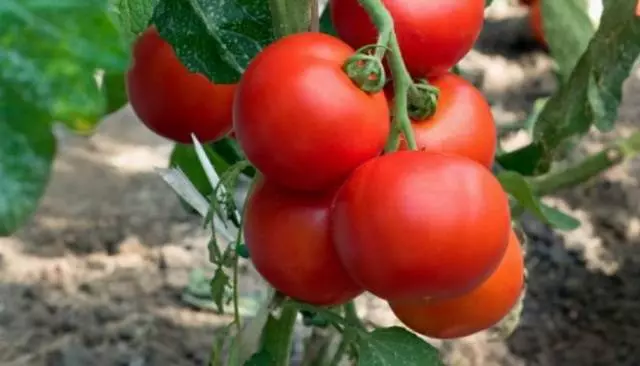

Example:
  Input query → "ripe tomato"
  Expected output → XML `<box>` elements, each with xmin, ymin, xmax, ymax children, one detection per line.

<box><xmin>529</xmin><ymin>0</ymin><xmax>546</xmax><ymax>46</ymax></box>
<box><xmin>234</xmin><ymin>32</ymin><xmax>389</xmax><ymax>192</ymax></box>
<box><xmin>389</xmin><ymin>230</ymin><xmax>524</xmax><ymax>339</ymax></box>
<box><xmin>397</xmin><ymin>73</ymin><xmax>496</xmax><ymax>168</ymax></box>
<box><xmin>330</xmin><ymin>0</ymin><xmax>485</xmax><ymax>77</ymax></box>
<box><xmin>331</xmin><ymin>151</ymin><xmax>511</xmax><ymax>301</ymax></box>
<box><xmin>127</xmin><ymin>27</ymin><xmax>235</xmax><ymax>144</ymax></box>
<box><xmin>243</xmin><ymin>178</ymin><xmax>363</xmax><ymax>306</ymax></box>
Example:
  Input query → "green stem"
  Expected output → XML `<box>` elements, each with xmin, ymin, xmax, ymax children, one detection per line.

<box><xmin>328</xmin><ymin>331</ymin><xmax>354</xmax><ymax>366</ymax></box>
<box><xmin>344</xmin><ymin>301</ymin><xmax>365</xmax><ymax>330</ymax></box>
<box><xmin>531</xmin><ymin>131</ymin><xmax>640</xmax><ymax>196</ymax></box>
<box><xmin>268</xmin><ymin>303</ymin><xmax>299</xmax><ymax>366</ymax></box>
<box><xmin>356</xmin><ymin>0</ymin><xmax>420</xmax><ymax>151</ymax></box>
<box><xmin>268</xmin><ymin>0</ymin><xmax>312</xmax><ymax>37</ymax></box>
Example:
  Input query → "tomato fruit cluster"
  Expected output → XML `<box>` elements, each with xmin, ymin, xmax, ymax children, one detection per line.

<box><xmin>127</xmin><ymin>0</ymin><xmax>524</xmax><ymax>338</ymax></box>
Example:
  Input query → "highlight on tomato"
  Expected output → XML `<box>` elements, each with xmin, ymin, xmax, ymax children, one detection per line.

<box><xmin>331</xmin><ymin>150</ymin><xmax>512</xmax><ymax>301</ymax></box>
<box><xmin>397</xmin><ymin>72</ymin><xmax>497</xmax><ymax>168</ymax></box>
<box><xmin>126</xmin><ymin>27</ymin><xmax>236</xmax><ymax>144</ymax></box>
<box><xmin>389</xmin><ymin>230</ymin><xmax>525</xmax><ymax>339</ymax></box>
<box><xmin>330</xmin><ymin>0</ymin><xmax>485</xmax><ymax>77</ymax></box>
<box><xmin>233</xmin><ymin>32</ymin><xmax>390</xmax><ymax>192</ymax></box>
<box><xmin>243</xmin><ymin>177</ymin><xmax>363</xmax><ymax>306</ymax></box>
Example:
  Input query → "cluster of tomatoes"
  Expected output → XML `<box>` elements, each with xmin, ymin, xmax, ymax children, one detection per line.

<box><xmin>126</xmin><ymin>0</ymin><xmax>525</xmax><ymax>340</ymax></box>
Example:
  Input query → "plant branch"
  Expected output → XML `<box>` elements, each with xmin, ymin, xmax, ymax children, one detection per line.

<box><xmin>531</xmin><ymin>131</ymin><xmax>640</xmax><ymax>196</ymax></box>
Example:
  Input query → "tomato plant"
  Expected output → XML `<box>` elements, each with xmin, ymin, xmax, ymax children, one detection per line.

<box><xmin>127</xmin><ymin>27</ymin><xmax>236</xmax><ymax>144</ymax></box>
<box><xmin>233</xmin><ymin>32</ymin><xmax>389</xmax><ymax>192</ymax></box>
<box><xmin>397</xmin><ymin>72</ymin><xmax>497</xmax><ymax>168</ymax></box>
<box><xmin>330</xmin><ymin>0</ymin><xmax>486</xmax><ymax>77</ymax></box>
<box><xmin>331</xmin><ymin>151</ymin><xmax>511</xmax><ymax>301</ymax></box>
<box><xmin>244</xmin><ymin>177</ymin><xmax>363</xmax><ymax>306</ymax></box>
<box><xmin>389</xmin><ymin>230</ymin><xmax>525</xmax><ymax>339</ymax></box>
<box><xmin>4</xmin><ymin>0</ymin><xmax>640</xmax><ymax>365</ymax></box>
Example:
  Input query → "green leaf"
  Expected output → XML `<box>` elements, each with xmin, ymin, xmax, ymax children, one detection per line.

<box><xmin>357</xmin><ymin>327</ymin><xmax>442</xmax><ymax>366</ymax></box>
<box><xmin>210</xmin><ymin>267</ymin><xmax>230</xmax><ymax>313</ymax></box>
<box><xmin>112</xmin><ymin>0</ymin><xmax>158</xmax><ymax>41</ymax></box>
<box><xmin>102</xmin><ymin>71</ymin><xmax>128</xmax><ymax>115</ymax></box>
<box><xmin>152</xmin><ymin>0</ymin><xmax>275</xmax><ymax>84</ymax></box>
<box><xmin>542</xmin><ymin>0</ymin><xmax>595</xmax><ymax>80</ymax></box>
<box><xmin>1</xmin><ymin>0</ymin><xmax>128</xmax><ymax>131</ymax></box>
<box><xmin>0</xmin><ymin>88</ymin><xmax>56</xmax><ymax>236</ymax></box>
<box><xmin>319</xmin><ymin>4</ymin><xmax>337</xmax><ymax>36</ymax></box>
<box><xmin>539</xmin><ymin>203</ymin><xmax>581</xmax><ymax>231</ymax></box>
<box><xmin>520</xmin><ymin>0</ymin><xmax>640</xmax><ymax>173</ymax></box>
<box><xmin>244</xmin><ymin>350</ymin><xmax>275</xmax><ymax>366</ymax></box>
<box><xmin>485</xmin><ymin>0</ymin><xmax>494</xmax><ymax>8</ymax></box>
<box><xmin>497</xmin><ymin>171</ymin><xmax>579</xmax><ymax>231</ymax></box>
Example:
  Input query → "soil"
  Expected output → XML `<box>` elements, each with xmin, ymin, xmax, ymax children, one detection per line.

<box><xmin>2</xmin><ymin>3</ymin><xmax>640</xmax><ymax>366</ymax></box>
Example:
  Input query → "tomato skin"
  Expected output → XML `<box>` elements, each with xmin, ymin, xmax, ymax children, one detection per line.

<box><xmin>398</xmin><ymin>73</ymin><xmax>496</xmax><ymax>168</ymax></box>
<box><xmin>389</xmin><ymin>230</ymin><xmax>524</xmax><ymax>339</ymax></box>
<box><xmin>126</xmin><ymin>27</ymin><xmax>235</xmax><ymax>144</ymax></box>
<box><xmin>330</xmin><ymin>0</ymin><xmax>485</xmax><ymax>77</ymax></box>
<box><xmin>244</xmin><ymin>178</ymin><xmax>363</xmax><ymax>306</ymax></box>
<box><xmin>529</xmin><ymin>0</ymin><xmax>546</xmax><ymax>46</ymax></box>
<box><xmin>331</xmin><ymin>151</ymin><xmax>511</xmax><ymax>301</ymax></box>
<box><xmin>234</xmin><ymin>32</ymin><xmax>390</xmax><ymax>192</ymax></box>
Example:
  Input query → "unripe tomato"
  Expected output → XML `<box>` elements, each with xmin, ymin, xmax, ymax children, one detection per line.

<box><xmin>330</xmin><ymin>0</ymin><xmax>485</xmax><ymax>77</ymax></box>
<box><xmin>244</xmin><ymin>178</ymin><xmax>363</xmax><ymax>306</ymax></box>
<box><xmin>390</xmin><ymin>230</ymin><xmax>524</xmax><ymax>339</ymax></box>
<box><xmin>398</xmin><ymin>73</ymin><xmax>496</xmax><ymax>168</ymax></box>
<box><xmin>331</xmin><ymin>151</ymin><xmax>511</xmax><ymax>301</ymax></box>
<box><xmin>126</xmin><ymin>27</ymin><xmax>235</xmax><ymax>144</ymax></box>
<box><xmin>234</xmin><ymin>32</ymin><xmax>389</xmax><ymax>192</ymax></box>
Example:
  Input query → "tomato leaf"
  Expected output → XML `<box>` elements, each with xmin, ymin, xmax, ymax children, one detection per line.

<box><xmin>542</xmin><ymin>0</ymin><xmax>595</xmax><ymax>80</ymax></box>
<box><xmin>152</xmin><ymin>0</ymin><xmax>275</xmax><ymax>84</ymax></box>
<box><xmin>1</xmin><ymin>0</ymin><xmax>128</xmax><ymax>132</ymax></box>
<box><xmin>244</xmin><ymin>350</ymin><xmax>275</xmax><ymax>366</ymax></box>
<box><xmin>320</xmin><ymin>3</ymin><xmax>337</xmax><ymax>36</ymax></box>
<box><xmin>497</xmin><ymin>171</ymin><xmax>580</xmax><ymax>231</ymax></box>
<box><xmin>506</xmin><ymin>0</ymin><xmax>640</xmax><ymax>174</ymax></box>
<box><xmin>102</xmin><ymin>71</ymin><xmax>129</xmax><ymax>115</ymax></box>
<box><xmin>210</xmin><ymin>267</ymin><xmax>230</xmax><ymax>313</ymax></box>
<box><xmin>111</xmin><ymin>0</ymin><xmax>158</xmax><ymax>42</ymax></box>
<box><xmin>0</xmin><ymin>88</ymin><xmax>56</xmax><ymax>236</ymax></box>
<box><xmin>357</xmin><ymin>327</ymin><xmax>442</xmax><ymax>366</ymax></box>
<box><xmin>485</xmin><ymin>0</ymin><xmax>494</xmax><ymax>7</ymax></box>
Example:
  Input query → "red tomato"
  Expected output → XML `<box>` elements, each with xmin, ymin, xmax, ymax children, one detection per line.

<box><xmin>234</xmin><ymin>32</ymin><xmax>389</xmax><ymax>192</ymax></box>
<box><xmin>244</xmin><ymin>178</ymin><xmax>363</xmax><ymax>306</ymax></box>
<box><xmin>331</xmin><ymin>151</ymin><xmax>511</xmax><ymax>301</ymax></box>
<box><xmin>126</xmin><ymin>27</ymin><xmax>235</xmax><ymax>144</ymax></box>
<box><xmin>390</xmin><ymin>230</ymin><xmax>524</xmax><ymax>339</ymax></box>
<box><xmin>330</xmin><ymin>0</ymin><xmax>485</xmax><ymax>77</ymax></box>
<box><xmin>398</xmin><ymin>73</ymin><xmax>497</xmax><ymax>168</ymax></box>
<box><xmin>529</xmin><ymin>0</ymin><xmax>546</xmax><ymax>46</ymax></box>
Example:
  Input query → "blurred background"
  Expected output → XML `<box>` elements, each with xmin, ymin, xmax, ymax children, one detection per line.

<box><xmin>2</xmin><ymin>1</ymin><xmax>640</xmax><ymax>365</ymax></box>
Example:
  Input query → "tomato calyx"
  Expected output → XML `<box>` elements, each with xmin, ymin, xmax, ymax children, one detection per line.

<box><xmin>407</xmin><ymin>80</ymin><xmax>439</xmax><ymax>121</ymax></box>
<box><xmin>343</xmin><ymin>44</ymin><xmax>388</xmax><ymax>93</ymax></box>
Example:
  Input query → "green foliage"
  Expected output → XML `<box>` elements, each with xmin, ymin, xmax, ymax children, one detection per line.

<box><xmin>112</xmin><ymin>0</ymin><xmax>158</xmax><ymax>42</ymax></box>
<box><xmin>102</xmin><ymin>71</ymin><xmax>129</xmax><ymax>115</ymax></box>
<box><xmin>0</xmin><ymin>0</ymin><xmax>129</xmax><ymax>235</ymax></box>
<box><xmin>541</xmin><ymin>0</ymin><xmax>595</xmax><ymax>80</ymax></box>
<box><xmin>151</xmin><ymin>0</ymin><xmax>275</xmax><ymax>84</ymax></box>
<box><xmin>499</xmin><ymin>0</ymin><xmax>640</xmax><ymax>175</ymax></box>
<box><xmin>357</xmin><ymin>327</ymin><xmax>442</xmax><ymax>366</ymax></box>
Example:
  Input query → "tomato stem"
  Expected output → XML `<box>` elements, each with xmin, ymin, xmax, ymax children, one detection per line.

<box><xmin>530</xmin><ymin>131</ymin><xmax>640</xmax><ymax>196</ymax></box>
<box><xmin>356</xmin><ymin>0</ymin><xmax>437</xmax><ymax>151</ymax></box>
<box><xmin>268</xmin><ymin>0</ymin><xmax>312</xmax><ymax>37</ymax></box>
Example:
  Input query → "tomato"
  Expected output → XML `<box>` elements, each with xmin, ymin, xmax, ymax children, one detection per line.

<box><xmin>330</xmin><ymin>0</ymin><xmax>485</xmax><ymax>77</ymax></box>
<box><xmin>331</xmin><ymin>151</ymin><xmax>511</xmax><ymax>301</ymax></box>
<box><xmin>126</xmin><ymin>27</ymin><xmax>235</xmax><ymax>144</ymax></box>
<box><xmin>529</xmin><ymin>0</ymin><xmax>546</xmax><ymax>46</ymax></box>
<box><xmin>233</xmin><ymin>32</ymin><xmax>389</xmax><ymax>192</ymax></box>
<box><xmin>397</xmin><ymin>73</ymin><xmax>496</xmax><ymax>168</ymax></box>
<box><xmin>243</xmin><ymin>178</ymin><xmax>363</xmax><ymax>306</ymax></box>
<box><xmin>389</xmin><ymin>230</ymin><xmax>524</xmax><ymax>339</ymax></box>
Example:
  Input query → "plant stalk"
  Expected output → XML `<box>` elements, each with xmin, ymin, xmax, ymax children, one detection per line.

<box><xmin>531</xmin><ymin>131</ymin><xmax>640</xmax><ymax>196</ymax></box>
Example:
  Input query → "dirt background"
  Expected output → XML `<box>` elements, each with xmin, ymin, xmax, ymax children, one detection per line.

<box><xmin>2</xmin><ymin>2</ymin><xmax>640</xmax><ymax>366</ymax></box>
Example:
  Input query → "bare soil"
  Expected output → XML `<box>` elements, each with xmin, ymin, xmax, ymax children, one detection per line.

<box><xmin>3</xmin><ymin>4</ymin><xmax>640</xmax><ymax>366</ymax></box>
